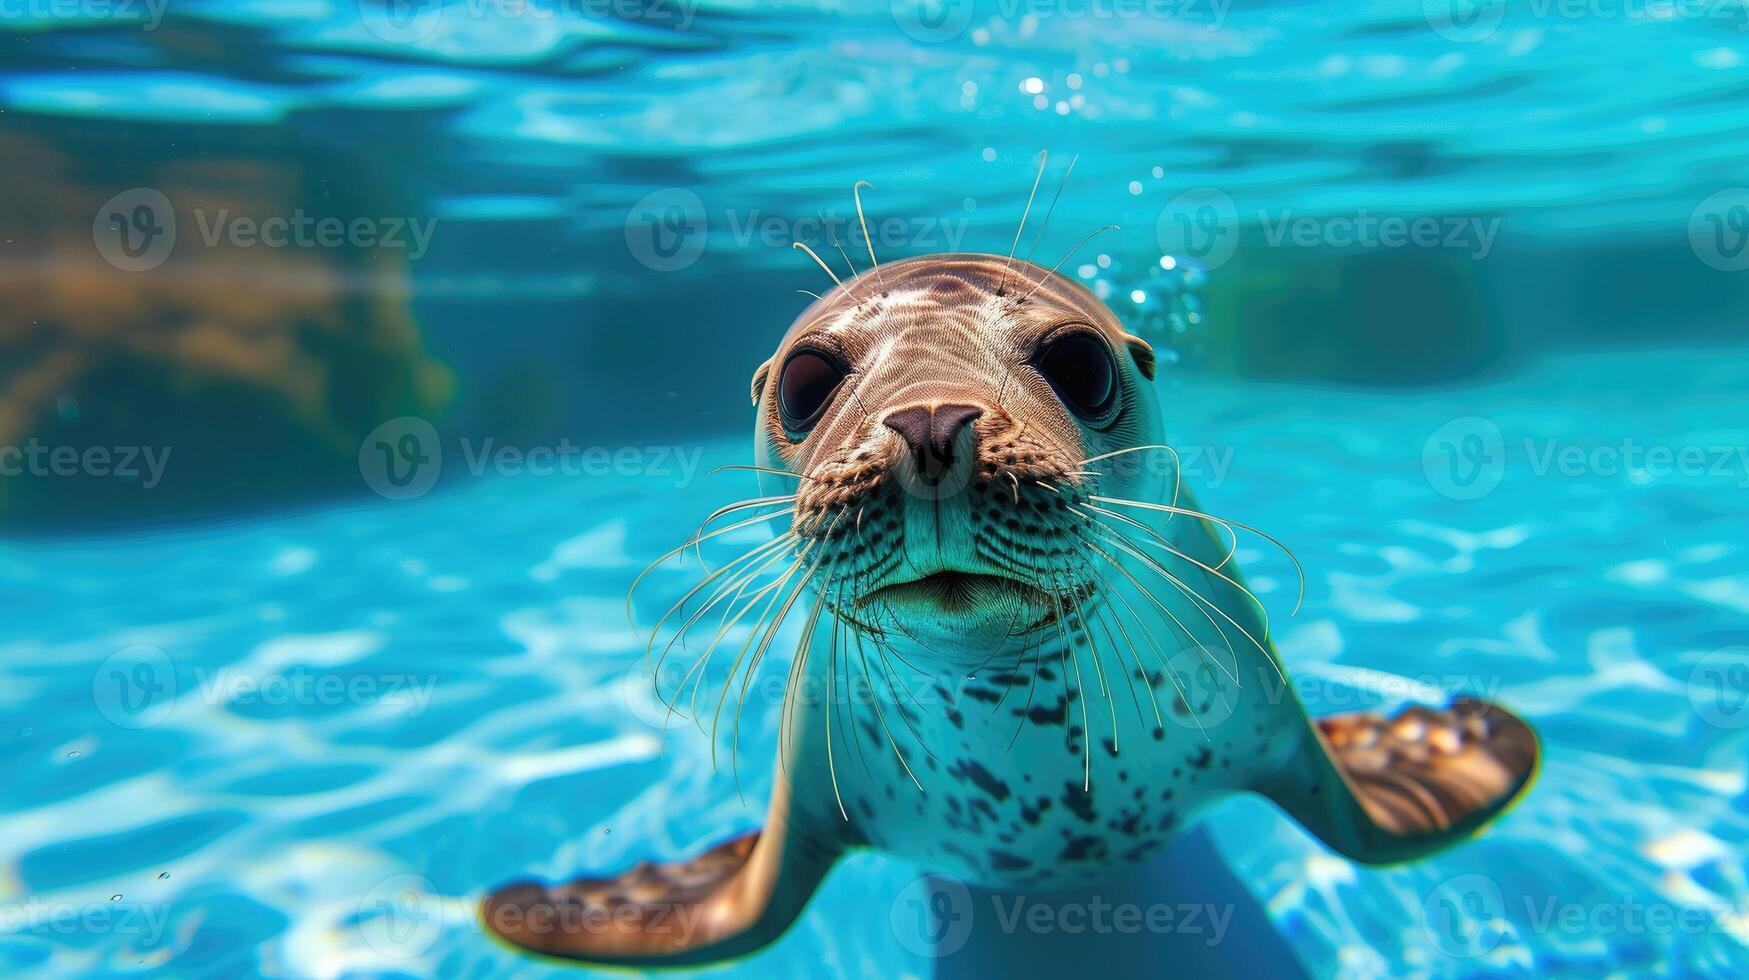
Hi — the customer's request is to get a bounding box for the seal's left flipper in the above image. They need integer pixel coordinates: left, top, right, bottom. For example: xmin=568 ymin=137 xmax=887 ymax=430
xmin=1257 ymin=697 xmax=1538 ymax=865
xmin=481 ymin=782 xmax=842 ymax=966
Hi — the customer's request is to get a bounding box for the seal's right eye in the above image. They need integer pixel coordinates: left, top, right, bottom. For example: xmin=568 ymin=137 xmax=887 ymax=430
xmin=777 ymin=349 xmax=847 ymax=434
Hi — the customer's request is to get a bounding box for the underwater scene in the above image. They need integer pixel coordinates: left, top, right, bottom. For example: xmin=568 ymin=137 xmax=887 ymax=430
xmin=2 ymin=1 xmax=1747 ymax=978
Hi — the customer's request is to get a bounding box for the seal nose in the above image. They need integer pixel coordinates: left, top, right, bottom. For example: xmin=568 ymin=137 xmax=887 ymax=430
xmin=883 ymin=403 xmax=983 ymax=482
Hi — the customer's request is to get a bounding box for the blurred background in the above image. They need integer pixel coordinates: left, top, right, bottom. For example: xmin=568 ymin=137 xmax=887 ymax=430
xmin=2 ymin=1 xmax=1747 ymax=978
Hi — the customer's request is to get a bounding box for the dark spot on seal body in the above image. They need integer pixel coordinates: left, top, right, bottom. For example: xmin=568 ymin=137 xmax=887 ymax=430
xmin=1020 ymin=796 xmax=1053 ymax=825
xmin=1061 ymin=783 xmax=1097 ymax=823
xmin=1014 ymin=694 xmax=1069 ymax=727
xmin=948 ymin=758 xmax=1012 ymax=803
xmin=963 ymin=686 xmax=1001 ymax=705
xmin=1188 ymin=747 xmax=1214 ymax=770
xmin=989 ymin=850 xmax=1032 ymax=872
xmin=1100 ymin=737 xmax=1119 ymax=758
xmin=1059 ymin=836 xmax=1109 ymax=862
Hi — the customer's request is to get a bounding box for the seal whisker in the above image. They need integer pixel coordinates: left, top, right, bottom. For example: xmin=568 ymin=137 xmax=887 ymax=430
xmin=826 ymin=220 xmax=860 ymax=280
xmin=1044 ymin=569 xmax=1094 ymax=790
xmin=1060 ymin=567 xmax=1120 ymax=759
xmin=1089 ymin=576 xmax=1161 ymax=732
xmin=664 ymin=556 xmax=797 ymax=740
xmin=1020 ymin=224 xmax=1120 ymax=302
xmin=1079 ymin=538 xmax=1219 ymax=742
xmin=1071 ymin=525 xmax=1241 ymax=687
xmin=792 ymin=242 xmax=865 ymax=308
xmin=764 ymin=555 xmax=838 ymax=795
xmin=1098 ymin=565 xmax=1177 ymax=732
xmin=835 ymin=611 xmax=877 ymax=786
xmin=822 ymin=582 xmax=850 ymax=821
xmin=711 ymin=464 xmax=813 ymax=481
xmin=663 ymin=536 xmax=803 ymax=720
xmin=1082 ymin=502 xmax=1260 ymax=635
xmin=1089 ymin=494 xmax=1306 ymax=614
xmin=854 ymin=627 xmax=927 ymax=794
xmin=644 ymin=528 xmax=797 ymax=665
xmin=1082 ymin=523 xmax=1268 ymax=686
xmin=628 ymin=506 xmax=794 ymax=629
xmin=1022 ymin=152 xmax=1079 ymax=269
xmin=718 ymin=542 xmax=823 ymax=782
xmin=851 ymin=180 xmax=887 ymax=290
xmin=999 ymin=148 xmax=1049 ymax=297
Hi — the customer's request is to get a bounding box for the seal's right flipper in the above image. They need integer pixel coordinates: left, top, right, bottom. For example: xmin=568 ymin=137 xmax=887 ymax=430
xmin=1257 ymin=697 xmax=1538 ymax=865
xmin=482 ymin=787 xmax=840 ymax=966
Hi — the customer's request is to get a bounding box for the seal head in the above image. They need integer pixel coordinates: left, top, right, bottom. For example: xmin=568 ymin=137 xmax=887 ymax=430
xmin=749 ymin=253 xmax=1160 ymax=660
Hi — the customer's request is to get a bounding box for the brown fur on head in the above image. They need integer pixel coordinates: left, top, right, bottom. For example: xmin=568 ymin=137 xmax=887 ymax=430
xmin=749 ymin=253 xmax=1165 ymax=660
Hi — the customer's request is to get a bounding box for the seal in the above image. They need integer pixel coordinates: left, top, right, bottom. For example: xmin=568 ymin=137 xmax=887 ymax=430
xmin=481 ymin=244 xmax=1539 ymax=966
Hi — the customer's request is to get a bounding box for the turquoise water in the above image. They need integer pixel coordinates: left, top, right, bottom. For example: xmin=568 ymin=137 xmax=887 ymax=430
xmin=4 ymin=1 xmax=1749 ymax=978
xmin=5 ymin=350 xmax=1748 ymax=976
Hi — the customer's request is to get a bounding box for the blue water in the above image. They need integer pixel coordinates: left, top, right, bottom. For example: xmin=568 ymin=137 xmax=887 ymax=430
xmin=2 ymin=348 xmax=1746 ymax=976
xmin=5 ymin=1 xmax=1749 ymax=977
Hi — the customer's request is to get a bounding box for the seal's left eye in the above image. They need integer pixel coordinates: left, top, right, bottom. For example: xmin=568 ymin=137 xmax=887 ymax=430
xmin=1034 ymin=333 xmax=1117 ymax=421
xmin=777 ymin=350 xmax=847 ymax=434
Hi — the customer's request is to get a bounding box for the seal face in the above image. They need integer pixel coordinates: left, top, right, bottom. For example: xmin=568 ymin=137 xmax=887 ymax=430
xmin=752 ymin=253 xmax=1161 ymax=660
xmin=483 ymin=250 xmax=1540 ymax=967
